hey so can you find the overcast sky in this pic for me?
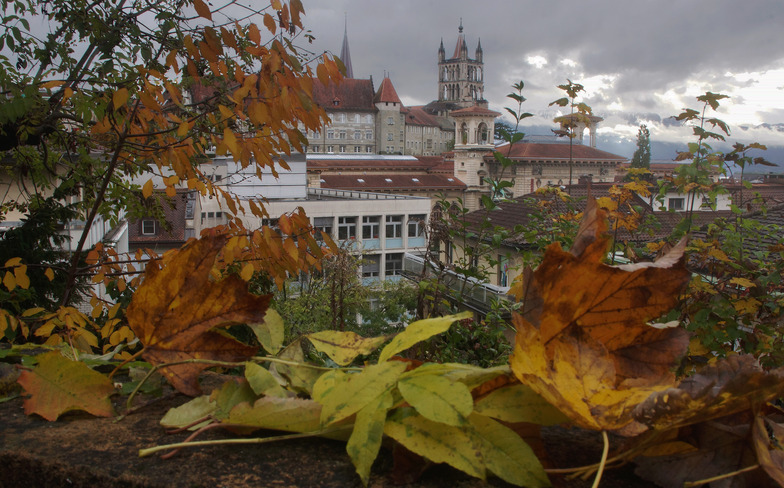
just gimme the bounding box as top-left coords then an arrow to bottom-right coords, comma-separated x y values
291,0 -> 784,154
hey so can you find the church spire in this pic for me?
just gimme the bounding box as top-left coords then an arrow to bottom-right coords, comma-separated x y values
340,13 -> 354,79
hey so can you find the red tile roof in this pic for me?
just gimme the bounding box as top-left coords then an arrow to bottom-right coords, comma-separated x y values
374,77 -> 402,104
307,155 -> 448,173
319,174 -> 465,191
405,106 -> 439,126
312,78 -> 376,111
494,142 -> 627,162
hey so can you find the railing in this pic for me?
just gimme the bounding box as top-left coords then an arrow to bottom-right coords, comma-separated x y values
401,253 -> 513,314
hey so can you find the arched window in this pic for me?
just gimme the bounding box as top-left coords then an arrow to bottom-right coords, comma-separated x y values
478,122 -> 488,144
460,123 -> 468,144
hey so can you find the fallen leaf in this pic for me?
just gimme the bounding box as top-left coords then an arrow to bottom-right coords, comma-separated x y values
473,383 -> 569,426
754,415 -> 784,486
127,235 -> 268,396
397,374 -> 473,426
269,337 -> 322,395
249,308 -> 285,355
510,199 -> 691,431
244,362 -> 288,398
634,355 -> 784,430
346,391 -> 394,485
17,351 -> 114,421
378,311 -> 471,363
226,396 -> 324,434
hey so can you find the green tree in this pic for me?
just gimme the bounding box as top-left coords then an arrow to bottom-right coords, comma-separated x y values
630,124 -> 651,169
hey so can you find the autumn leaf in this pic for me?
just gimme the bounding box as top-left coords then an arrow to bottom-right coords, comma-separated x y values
16,351 -> 114,421
378,311 -> 471,363
306,330 -> 390,366
509,199 -> 691,431
754,414 -> 784,486
226,396 -> 324,434
347,391 -> 394,485
633,354 -> 784,430
127,235 -> 269,396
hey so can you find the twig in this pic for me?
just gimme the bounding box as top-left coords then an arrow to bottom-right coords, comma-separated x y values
684,464 -> 759,487
138,425 -> 353,458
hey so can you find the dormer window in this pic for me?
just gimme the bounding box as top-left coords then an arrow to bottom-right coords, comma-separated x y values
141,219 -> 156,235
332,98 -> 340,106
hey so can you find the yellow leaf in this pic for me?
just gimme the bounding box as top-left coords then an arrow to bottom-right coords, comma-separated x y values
112,88 -> 129,110
240,262 -> 254,281
346,391 -> 394,485
729,277 -> 755,288
244,362 -> 288,398
249,308 -> 285,355
306,330 -> 390,366
142,179 -> 154,199
223,128 -> 239,155
4,257 -> 22,267
192,0 -> 212,20
378,311 -> 471,363
473,384 -> 569,426
14,265 -> 29,289
315,361 -> 407,425
398,374 -> 473,426
44,268 -> 55,281
40,80 -> 64,89
269,338 -> 321,395
226,396 -> 324,434
468,413 -> 550,487
384,409 -> 485,480
3,271 -> 16,291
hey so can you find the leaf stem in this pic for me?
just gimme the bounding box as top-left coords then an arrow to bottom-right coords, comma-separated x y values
591,430 -> 609,488
138,425 -> 353,458
683,464 -> 759,487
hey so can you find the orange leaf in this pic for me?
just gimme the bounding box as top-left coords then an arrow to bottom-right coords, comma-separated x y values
17,351 -> 115,421
509,199 -> 691,431
263,13 -> 276,34
192,0 -> 212,20
142,179 -> 154,199
126,235 -> 269,396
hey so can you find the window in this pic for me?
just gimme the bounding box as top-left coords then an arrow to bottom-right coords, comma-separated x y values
327,145 -> 334,153
532,165 -> 543,176
339,145 -> 346,153
387,117 -> 394,125
366,146 -> 373,153
339,130 -> 346,139
365,114 -> 373,124
326,129 -> 334,139
353,130 -> 361,140
385,253 -> 403,276
669,197 -> 685,211
311,145 -> 319,153
362,254 -> 380,278
353,113 -> 360,123
354,146 -> 361,153
408,214 -> 426,237
365,130 -> 373,140
141,219 -> 156,235
337,113 -> 346,122
387,133 -> 393,141
362,216 -> 380,239
314,217 -> 333,240
386,215 -> 403,238
338,216 -> 357,240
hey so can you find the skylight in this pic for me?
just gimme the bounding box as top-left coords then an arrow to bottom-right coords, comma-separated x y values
357,178 -> 365,183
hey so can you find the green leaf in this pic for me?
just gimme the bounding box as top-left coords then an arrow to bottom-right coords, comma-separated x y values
245,362 -> 288,398
468,413 -> 550,487
474,384 -> 568,425
346,391 -> 394,485
250,308 -> 285,355
378,311 -> 471,363
398,374 -> 473,426
226,396 -> 324,434
384,408 -> 485,479
316,361 -> 407,425
160,395 -> 215,430
16,351 -> 115,421
306,330 -> 390,366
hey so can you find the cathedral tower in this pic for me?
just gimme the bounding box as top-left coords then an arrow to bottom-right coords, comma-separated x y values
437,20 -> 486,109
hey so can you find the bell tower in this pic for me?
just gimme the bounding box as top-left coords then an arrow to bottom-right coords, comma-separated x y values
437,20 -> 486,109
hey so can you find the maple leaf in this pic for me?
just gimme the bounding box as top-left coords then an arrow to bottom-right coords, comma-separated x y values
127,235 -> 270,396
509,199 -> 691,431
17,351 -> 115,421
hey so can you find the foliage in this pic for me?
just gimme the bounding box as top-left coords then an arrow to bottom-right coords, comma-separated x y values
550,79 -> 591,188
630,124 -> 651,170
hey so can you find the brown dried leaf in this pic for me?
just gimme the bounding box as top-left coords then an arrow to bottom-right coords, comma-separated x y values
127,235 -> 268,396
510,199 -> 691,431
634,355 -> 784,430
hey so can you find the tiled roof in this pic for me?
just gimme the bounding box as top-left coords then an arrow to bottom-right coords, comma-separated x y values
128,191 -> 190,245
494,142 -> 627,162
307,155 -> 448,173
319,174 -> 465,191
450,105 -> 501,118
405,106 -> 439,127
312,78 -> 376,111
374,77 -> 402,104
